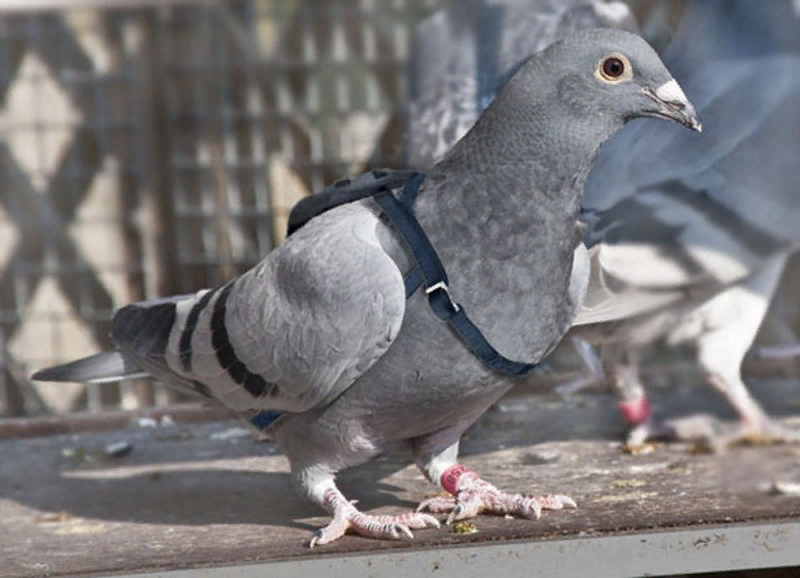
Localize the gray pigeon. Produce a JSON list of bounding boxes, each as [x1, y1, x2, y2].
[[407, 0, 800, 451], [32, 29, 698, 545]]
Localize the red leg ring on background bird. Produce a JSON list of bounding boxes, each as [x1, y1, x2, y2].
[[619, 395, 652, 425]]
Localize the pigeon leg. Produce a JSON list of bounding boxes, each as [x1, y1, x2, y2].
[[676, 263, 798, 449], [625, 260, 799, 451], [417, 464, 576, 523], [307, 483, 440, 547], [600, 345, 701, 447], [613, 349, 800, 451], [599, 345, 661, 445], [556, 337, 607, 397]]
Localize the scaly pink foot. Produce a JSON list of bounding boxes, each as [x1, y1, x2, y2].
[[417, 465, 576, 524], [309, 487, 440, 547]]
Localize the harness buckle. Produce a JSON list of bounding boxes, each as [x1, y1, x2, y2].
[[425, 281, 460, 313]]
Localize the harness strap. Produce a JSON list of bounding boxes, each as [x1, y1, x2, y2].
[[249, 410, 282, 431], [249, 171, 539, 431], [376, 178, 537, 377], [403, 267, 425, 299]]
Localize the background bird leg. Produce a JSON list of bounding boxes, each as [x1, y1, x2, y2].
[[625, 256, 800, 451], [555, 337, 607, 397], [598, 345, 666, 446]]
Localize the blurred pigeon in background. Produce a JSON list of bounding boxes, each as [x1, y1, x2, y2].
[[407, 0, 639, 169], [574, 0, 800, 450], [407, 0, 800, 451], [32, 29, 698, 545]]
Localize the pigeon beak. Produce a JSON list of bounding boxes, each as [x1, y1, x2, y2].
[[642, 79, 702, 132]]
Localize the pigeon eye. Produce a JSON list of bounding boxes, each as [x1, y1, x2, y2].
[[603, 57, 624, 78], [597, 53, 632, 83]]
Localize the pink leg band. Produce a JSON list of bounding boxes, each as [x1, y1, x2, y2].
[[440, 464, 473, 495], [619, 396, 651, 425]]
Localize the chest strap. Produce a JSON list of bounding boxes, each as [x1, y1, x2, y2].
[[378, 174, 537, 377], [249, 171, 538, 431]]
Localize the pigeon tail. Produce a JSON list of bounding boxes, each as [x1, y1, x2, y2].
[[31, 351, 148, 384]]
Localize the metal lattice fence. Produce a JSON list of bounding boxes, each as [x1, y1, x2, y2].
[[0, 0, 442, 417]]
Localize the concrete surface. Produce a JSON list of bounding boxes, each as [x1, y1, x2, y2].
[[1, 378, 800, 577]]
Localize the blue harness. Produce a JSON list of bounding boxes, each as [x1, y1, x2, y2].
[[249, 171, 539, 431]]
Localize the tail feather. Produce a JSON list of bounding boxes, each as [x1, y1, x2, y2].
[[112, 301, 176, 357], [31, 351, 149, 384], [31, 291, 216, 400]]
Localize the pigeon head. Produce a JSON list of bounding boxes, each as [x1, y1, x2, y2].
[[541, 28, 702, 132], [439, 28, 700, 175]]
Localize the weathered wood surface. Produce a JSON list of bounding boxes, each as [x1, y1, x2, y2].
[[2, 378, 800, 577]]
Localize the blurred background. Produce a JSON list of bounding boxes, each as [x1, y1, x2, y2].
[[0, 0, 796, 419]]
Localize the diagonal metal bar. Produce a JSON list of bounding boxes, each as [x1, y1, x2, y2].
[[0, 14, 29, 106], [0, 131, 113, 343], [0, 140, 117, 412], [24, 13, 96, 113], [0, 12, 144, 343], [0, 142, 97, 415]]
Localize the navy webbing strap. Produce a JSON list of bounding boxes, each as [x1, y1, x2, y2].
[[249, 410, 282, 430], [251, 171, 538, 431], [403, 267, 425, 299], [377, 177, 538, 377], [287, 170, 420, 236]]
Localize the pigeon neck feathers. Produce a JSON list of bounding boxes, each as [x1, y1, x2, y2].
[[416, 37, 626, 265], [438, 46, 621, 179], [405, 40, 629, 361]]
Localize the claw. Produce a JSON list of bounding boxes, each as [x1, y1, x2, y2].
[[557, 495, 578, 509], [416, 513, 441, 528], [308, 531, 323, 549], [445, 504, 462, 525], [396, 524, 414, 540]]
